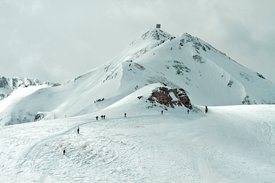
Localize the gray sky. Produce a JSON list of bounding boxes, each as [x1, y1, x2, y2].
[[0, 0, 274, 84]]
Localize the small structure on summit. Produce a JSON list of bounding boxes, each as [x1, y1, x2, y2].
[[156, 24, 161, 29]]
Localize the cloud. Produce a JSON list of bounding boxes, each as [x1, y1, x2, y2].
[[0, 0, 274, 83]]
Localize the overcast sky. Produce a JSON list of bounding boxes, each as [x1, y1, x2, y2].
[[0, 0, 274, 84]]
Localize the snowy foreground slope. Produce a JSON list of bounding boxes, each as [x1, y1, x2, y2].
[[0, 104, 275, 183], [1, 28, 275, 125]]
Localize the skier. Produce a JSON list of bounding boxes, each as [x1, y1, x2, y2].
[[63, 149, 66, 155], [161, 110, 163, 115], [187, 109, 189, 114], [96, 116, 98, 120], [205, 106, 208, 113], [77, 127, 79, 134], [124, 113, 127, 118]]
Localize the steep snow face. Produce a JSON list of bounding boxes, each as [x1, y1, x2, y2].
[[1, 28, 275, 125], [107, 28, 172, 66], [0, 85, 51, 125], [113, 31, 275, 106]]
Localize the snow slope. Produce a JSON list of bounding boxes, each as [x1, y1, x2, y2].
[[0, 28, 275, 126], [0, 85, 50, 125], [0, 103, 275, 182]]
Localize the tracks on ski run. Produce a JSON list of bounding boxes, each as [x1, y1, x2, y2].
[[17, 117, 146, 182]]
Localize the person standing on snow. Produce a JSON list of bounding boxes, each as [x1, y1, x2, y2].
[[205, 106, 208, 113]]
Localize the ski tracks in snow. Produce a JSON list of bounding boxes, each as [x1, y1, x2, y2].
[[17, 119, 92, 166], [16, 117, 145, 182]]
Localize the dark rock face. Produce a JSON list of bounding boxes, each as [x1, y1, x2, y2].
[[256, 72, 265, 79], [148, 87, 192, 109], [242, 95, 251, 104], [0, 77, 9, 88], [34, 113, 45, 122]]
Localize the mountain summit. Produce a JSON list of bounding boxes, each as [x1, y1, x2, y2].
[[1, 28, 275, 125], [140, 28, 172, 41]]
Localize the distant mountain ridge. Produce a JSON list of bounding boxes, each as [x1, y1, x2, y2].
[[0, 76, 59, 100], [1, 28, 275, 125]]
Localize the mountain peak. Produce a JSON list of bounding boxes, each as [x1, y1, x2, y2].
[[2, 28, 275, 126], [141, 28, 172, 41], [124, 28, 174, 61]]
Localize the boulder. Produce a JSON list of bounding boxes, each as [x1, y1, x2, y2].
[[148, 87, 192, 109]]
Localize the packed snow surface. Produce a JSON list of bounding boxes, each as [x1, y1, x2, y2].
[[0, 104, 275, 183]]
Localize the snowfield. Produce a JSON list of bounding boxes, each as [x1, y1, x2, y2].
[[0, 104, 275, 183]]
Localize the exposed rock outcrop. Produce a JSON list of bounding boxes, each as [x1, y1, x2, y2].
[[148, 87, 192, 109], [34, 112, 45, 122]]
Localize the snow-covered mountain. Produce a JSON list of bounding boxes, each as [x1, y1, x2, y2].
[[0, 76, 59, 100], [1, 28, 275, 125], [1, 28, 275, 183]]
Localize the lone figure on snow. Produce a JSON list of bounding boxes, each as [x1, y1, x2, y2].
[[63, 149, 66, 155], [205, 106, 208, 113], [96, 116, 98, 120], [77, 127, 79, 134], [161, 110, 163, 115], [124, 113, 127, 118]]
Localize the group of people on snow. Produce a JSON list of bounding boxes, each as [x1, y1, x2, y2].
[[63, 107, 210, 155], [160, 106, 208, 115], [94, 98, 105, 103], [94, 113, 129, 121], [95, 115, 106, 120]]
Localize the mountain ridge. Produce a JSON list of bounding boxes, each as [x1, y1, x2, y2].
[[0, 28, 275, 125], [0, 75, 60, 100]]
